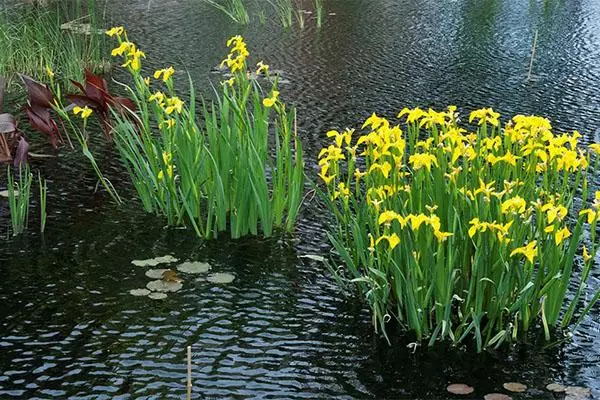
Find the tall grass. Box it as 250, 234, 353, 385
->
7, 165, 32, 236
0, 0, 108, 90
269, 0, 294, 28
320, 107, 600, 351
200, 0, 249, 24
107, 29, 304, 239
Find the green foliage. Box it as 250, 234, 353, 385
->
0, 0, 108, 90
320, 107, 600, 351
38, 171, 47, 233
7, 165, 32, 236
109, 31, 304, 239
201, 0, 249, 24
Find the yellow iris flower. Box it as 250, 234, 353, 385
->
510, 241, 538, 264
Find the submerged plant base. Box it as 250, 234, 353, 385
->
321, 107, 600, 351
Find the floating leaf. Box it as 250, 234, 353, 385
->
206, 272, 235, 284
447, 383, 474, 395
503, 382, 527, 393
129, 288, 151, 296
162, 269, 183, 283
177, 261, 211, 274
565, 386, 592, 399
148, 292, 167, 300
146, 279, 182, 293
484, 394, 512, 400
145, 269, 168, 279
546, 383, 567, 393
132, 255, 178, 267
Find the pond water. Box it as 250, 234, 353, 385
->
1, 0, 600, 398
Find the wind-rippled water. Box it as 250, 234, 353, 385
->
1, 0, 600, 398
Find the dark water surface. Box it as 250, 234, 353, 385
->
1, 0, 600, 398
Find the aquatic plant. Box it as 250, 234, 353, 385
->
0, 0, 108, 90
314, 0, 324, 28
201, 0, 250, 24
268, 0, 294, 28
6, 165, 32, 236
38, 171, 47, 233
320, 107, 600, 351
107, 28, 304, 239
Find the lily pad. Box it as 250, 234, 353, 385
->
565, 386, 592, 399
148, 292, 167, 300
484, 394, 512, 400
145, 269, 168, 279
447, 383, 474, 395
177, 261, 211, 274
129, 288, 151, 296
503, 382, 527, 393
146, 279, 183, 293
546, 383, 567, 393
132, 255, 178, 267
206, 272, 235, 284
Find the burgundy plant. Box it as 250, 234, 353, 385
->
0, 76, 29, 166
20, 74, 63, 149
66, 69, 135, 140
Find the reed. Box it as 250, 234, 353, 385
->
38, 171, 47, 233
320, 107, 600, 351
314, 0, 323, 28
200, 0, 249, 24
7, 165, 32, 236
268, 0, 294, 28
107, 29, 304, 239
0, 0, 108, 90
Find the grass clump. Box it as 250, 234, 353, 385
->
6, 165, 32, 236
0, 0, 108, 90
107, 28, 304, 239
320, 106, 600, 351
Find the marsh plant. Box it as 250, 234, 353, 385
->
106, 28, 304, 239
0, 0, 107, 89
6, 165, 32, 236
320, 107, 600, 351
38, 171, 47, 233
201, 0, 249, 24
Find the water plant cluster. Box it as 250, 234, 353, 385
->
319, 107, 600, 350
107, 28, 304, 239
0, 0, 108, 90
201, 0, 325, 28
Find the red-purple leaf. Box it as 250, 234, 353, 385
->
12, 134, 29, 167
24, 105, 62, 148
20, 74, 54, 108
67, 69, 135, 140
0, 113, 17, 134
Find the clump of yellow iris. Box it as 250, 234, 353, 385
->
220, 35, 249, 74
106, 27, 145, 72
321, 105, 600, 348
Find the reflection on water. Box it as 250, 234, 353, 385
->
1, 0, 599, 398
